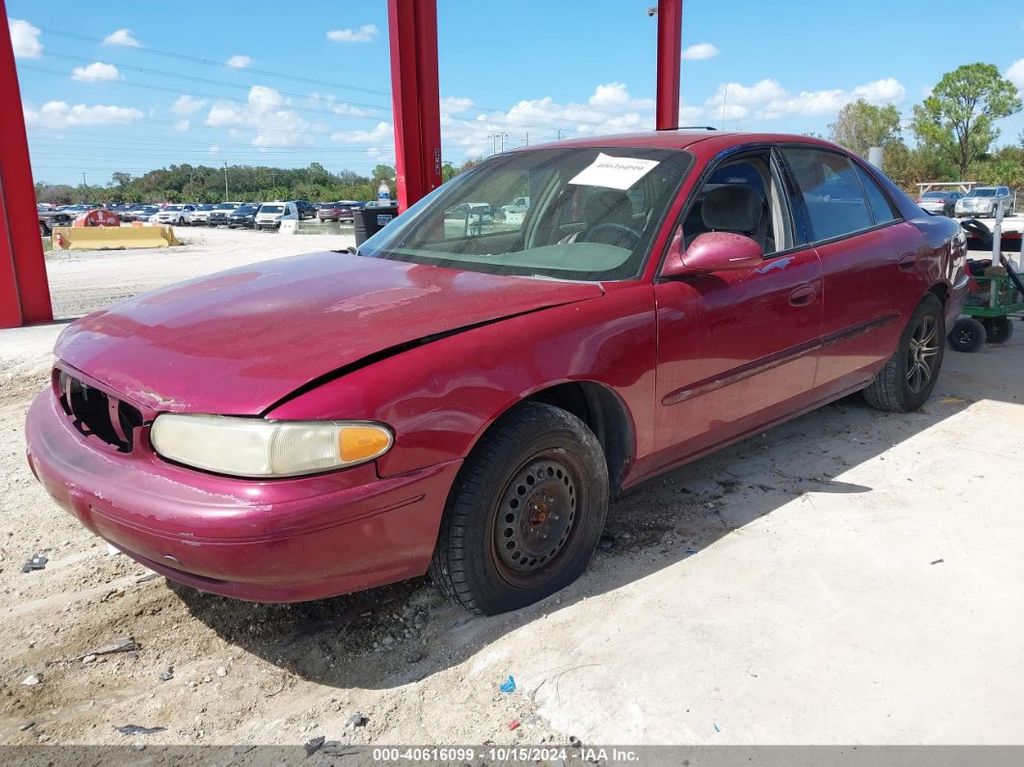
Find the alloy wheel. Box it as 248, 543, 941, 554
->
906, 314, 940, 394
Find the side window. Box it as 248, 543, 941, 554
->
682, 152, 790, 255
783, 147, 874, 242
854, 165, 898, 225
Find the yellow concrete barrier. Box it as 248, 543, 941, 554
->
51, 225, 179, 250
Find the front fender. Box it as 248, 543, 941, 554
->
268, 282, 657, 478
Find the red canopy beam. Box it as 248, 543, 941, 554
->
387, 0, 442, 211
0, 0, 52, 327
655, 0, 683, 131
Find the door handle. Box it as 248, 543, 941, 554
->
897, 253, 917, 271
788, 284, 817, 307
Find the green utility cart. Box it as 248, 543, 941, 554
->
947, 258, 1024, 352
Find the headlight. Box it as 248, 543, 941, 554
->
150, 415, 393, 478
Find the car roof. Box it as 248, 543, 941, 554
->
525, 129, 841, 156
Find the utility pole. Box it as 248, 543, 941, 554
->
223, 161, 228, 200
81, 171, 87, 187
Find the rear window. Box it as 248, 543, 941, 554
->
260, 205, 283, 214
783, 147, 874, 242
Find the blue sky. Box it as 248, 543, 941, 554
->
9, 0, 1024, 186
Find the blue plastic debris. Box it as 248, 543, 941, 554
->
500, 675, 516, 694
713, 722, 721, 733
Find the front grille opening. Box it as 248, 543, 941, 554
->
57, 371, 142, 453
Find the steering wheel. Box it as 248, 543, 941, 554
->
580, 222, 642, 248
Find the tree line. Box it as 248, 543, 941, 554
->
34, 158, 487, 206
829, 63, 1023, 188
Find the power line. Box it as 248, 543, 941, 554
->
33, 26, 393, 97
29, 49, 393, 115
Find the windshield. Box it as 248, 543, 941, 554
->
214, 203, 237, 211
260, 205, 283, 214
358, 146, 692, 281
922, 192, 945, 199
235, 206, 256, 214
967, 189, 995, 197
164, 205, 183, 211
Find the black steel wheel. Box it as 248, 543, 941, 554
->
863, 294, 945, 411
430, 402, 608, 615
948, 317, 987, 353
982, 316, 1014, 344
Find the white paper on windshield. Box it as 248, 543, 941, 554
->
568, 153, 660, 190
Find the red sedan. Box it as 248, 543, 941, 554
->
25, 131, 967, 615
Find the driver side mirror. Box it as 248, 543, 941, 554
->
660, 228, 765, 278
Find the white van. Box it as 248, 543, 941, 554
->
255, 201, 299, 230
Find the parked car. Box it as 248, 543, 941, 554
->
227, 204, 259, 228
295, 200, 317, 220
24, 132, 966, 615
317, 201, 358, 222
255, 201, 298, 230
189, 204, 216, 225
954, 186, 1014, 218
917, 190, 961, 217
129, 205, 160, 222
206, 202, 243, 226
37, 207, 74, 235
155, 204, 197, 226
501, 195, 530, 216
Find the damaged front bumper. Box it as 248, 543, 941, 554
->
24, 375, 459, 603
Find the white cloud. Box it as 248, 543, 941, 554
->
1006, 59, 1024, 90
225, 54, 253, 69
10, 18, 42, 59
103, 28, 141, 47
208, 145, 219, 154
703, 77, 905, 122
432, 82, 659, 159
173, 119, 189, 132
24, 101, 144, 130
331, 121, 393, 143
172, 94, 207, 115
851, 78, 906, 103
681, 42, 719, 61
206, 85, 317, 147
589, 82, 631, 107
441, 96, 475, 114
71, 62, 120, 82
327, 24, 378, 43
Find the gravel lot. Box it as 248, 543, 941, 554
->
1, 227, 1022, 747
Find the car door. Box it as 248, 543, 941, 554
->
651, 147, 823, 471
780, 145, 923, 394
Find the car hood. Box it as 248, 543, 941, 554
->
55, 251, 604, 415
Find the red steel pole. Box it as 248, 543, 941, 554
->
387, 0, 442, 212
655, 0, 683, 131
0, 0, 52, 327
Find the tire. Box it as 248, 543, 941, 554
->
947, 317, 987, 353
429, 401, 609, 615
982, 316, 1013, 344
863, 294, 945, 412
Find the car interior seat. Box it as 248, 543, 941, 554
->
698, 184, 768, 251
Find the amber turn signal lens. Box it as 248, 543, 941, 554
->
339, 425, 393, 464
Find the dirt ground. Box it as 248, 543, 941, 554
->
1, 228, 1022, 747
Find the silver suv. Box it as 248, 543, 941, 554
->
954, 186, 1014, 218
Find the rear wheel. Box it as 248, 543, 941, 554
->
429, 402, 608, 615
863, 294, 945, 412
947, 317, 987, 353
982, 316, 1013, 344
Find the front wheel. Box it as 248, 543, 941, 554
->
863, 294, 945, 412
429, 402, 609, 615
